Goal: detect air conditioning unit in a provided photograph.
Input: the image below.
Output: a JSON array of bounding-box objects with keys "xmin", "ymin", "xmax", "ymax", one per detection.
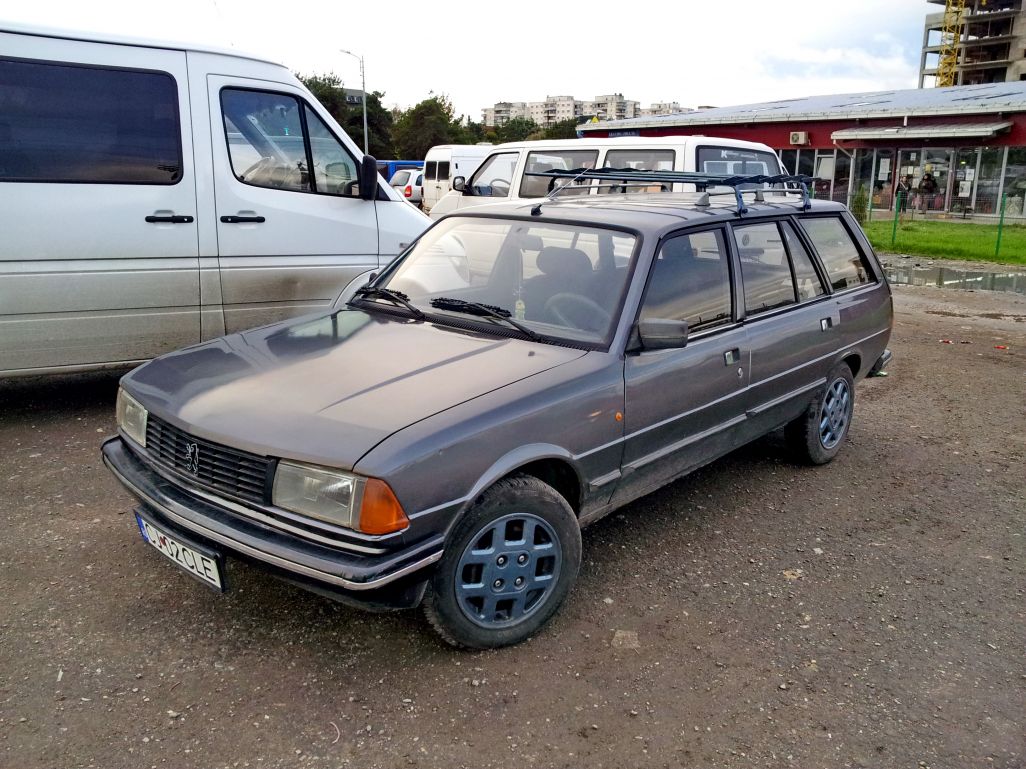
[{"xmin": 790, "ymin": 131, "xmax": 809, "ymax": 146}]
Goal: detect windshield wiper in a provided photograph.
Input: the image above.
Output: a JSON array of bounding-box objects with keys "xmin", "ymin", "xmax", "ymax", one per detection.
[
  {"xmin": 350, "ymin": 286, "xmax": 424, "ymax": 319},
  {"xmin": 429, "ymin": 297, "xmax": 539, "ymax": 341}
]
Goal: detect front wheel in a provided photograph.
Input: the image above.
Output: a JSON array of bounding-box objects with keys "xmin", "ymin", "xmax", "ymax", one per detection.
[
  {"xmin": 786, "ymin": 363, "xmax": 855, "ymax": 465},
  {"xmin": 424, "ymin": 475, "xmax": 581, "ymax": 649}
]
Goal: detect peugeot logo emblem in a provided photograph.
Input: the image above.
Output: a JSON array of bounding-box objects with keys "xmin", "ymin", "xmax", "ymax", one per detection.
[{"xmin": 185, "ymin": 442, "xmax": 201, "ymax": 475}]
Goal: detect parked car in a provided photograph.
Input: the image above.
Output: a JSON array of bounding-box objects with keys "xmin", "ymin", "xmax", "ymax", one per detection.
[
  {"xmin": 428, "ymin": 135, "xmax": 785, "ymax": 219},
  {"xmin": 377, "ymin": 159, "xmax": 423, "ymax": 181},
  {"xmin": 0, "ymin": 22, "xmax": 429, "ymax": 377},
  {"xmin": 421, "ymin": 144, "xmax": 493, "ymax": 213},
  {"xmin": 102, "ymin": 173, "xmax": 893, "ymax": 649},
  {"xmin": 389, "ymin": 168, "xmax": 423, "ymax": 206}
]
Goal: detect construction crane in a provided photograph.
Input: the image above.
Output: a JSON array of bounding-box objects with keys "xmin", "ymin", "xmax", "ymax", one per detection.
[{"xmin": 937, "ymin": 0, "xmax": 967, "ymax": 87}]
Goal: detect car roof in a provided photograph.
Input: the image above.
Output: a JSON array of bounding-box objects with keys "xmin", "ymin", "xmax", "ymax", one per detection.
[
  {"xmin": 490, "ymin": 136, "xmax": 779, "ymax": 152},
  {"xmin": 446, "ymin": 194, "xmax": 848, "ymax": 235}
]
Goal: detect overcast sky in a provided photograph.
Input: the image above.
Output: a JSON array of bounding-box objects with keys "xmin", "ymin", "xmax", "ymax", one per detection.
[{"xmin": 4, "ymin": 0, "xmax": 933, "ymax": 120}]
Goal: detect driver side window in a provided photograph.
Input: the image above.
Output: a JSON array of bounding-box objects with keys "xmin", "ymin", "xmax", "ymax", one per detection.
[
  {"xmin": 469, "ymin": 152, "xmax": 518, "ymax": 197},
  {"xmin": 220, "ymin": 88, "xmax": 359, "ymax": 196}
]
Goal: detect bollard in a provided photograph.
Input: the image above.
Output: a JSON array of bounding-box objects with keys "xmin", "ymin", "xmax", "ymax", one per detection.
[
  {"xmin": 995, "ymin": 193, "xmax": 1007, "ymax": 259},
  {"xmin": 891, "ymin": 191, "xmax": 902, "ymax": 247}
]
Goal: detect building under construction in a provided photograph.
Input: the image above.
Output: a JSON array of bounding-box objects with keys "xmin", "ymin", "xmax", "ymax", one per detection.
[{"xmin": 919, "ymin": 0, "xmax": 1026, "ymax": 87}]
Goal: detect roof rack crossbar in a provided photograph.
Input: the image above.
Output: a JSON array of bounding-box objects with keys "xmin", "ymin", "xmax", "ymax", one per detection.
[{"xmin": 528, "ymin": 168, "xmax": 816, "ymax": 214}]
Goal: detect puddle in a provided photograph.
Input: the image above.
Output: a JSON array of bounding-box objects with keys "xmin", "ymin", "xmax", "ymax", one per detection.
[{"xmin": 885, "ymin": 266, "xmax": 1026, "ymax": 295}]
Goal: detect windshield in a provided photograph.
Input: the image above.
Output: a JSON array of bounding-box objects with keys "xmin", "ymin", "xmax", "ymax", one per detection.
[{"xmin": 372, "ymin": 217, "xmax": 637, "ymax": 345}]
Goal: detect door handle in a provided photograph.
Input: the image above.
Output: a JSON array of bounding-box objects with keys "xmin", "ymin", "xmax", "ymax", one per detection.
[
  {"xmin": 724, "ymin": 348, "xmax": 740, "ymax": 365},
  {"xmin": 145, "ymin": 214, "xmax": 194, "ymax": 224},
  {"xmin": 220, "ymin": 215, "xmax": 266, "ymax": 224},
  {"xmin": 820, "ymin": 317, "xmax": 834, "ymax": 331}
]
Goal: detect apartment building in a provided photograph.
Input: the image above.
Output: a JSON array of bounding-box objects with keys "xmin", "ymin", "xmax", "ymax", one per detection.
[
  {"xmin": 920, "ymin": 0, "xmax": 1026, "ymax": 86},
  {"xmin": 482, "ymin": 94, "xmax": 684, "ymax": 127}
]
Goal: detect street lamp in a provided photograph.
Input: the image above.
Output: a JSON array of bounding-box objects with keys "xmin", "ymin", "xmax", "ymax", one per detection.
[{"xmin": 339, "ymin": 48, "xmax": 369, "ymax": 156}]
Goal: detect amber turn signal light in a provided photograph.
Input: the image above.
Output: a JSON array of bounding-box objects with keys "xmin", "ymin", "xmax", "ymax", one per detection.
[{"xmin": 358, "ymin": 479, "xmax": 409, "ymax": 535}]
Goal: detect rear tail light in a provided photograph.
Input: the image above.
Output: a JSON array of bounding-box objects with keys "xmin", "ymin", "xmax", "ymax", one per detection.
[{"xmin": 404, "ymin": 185, "xmax": 413, "ymax": 198}]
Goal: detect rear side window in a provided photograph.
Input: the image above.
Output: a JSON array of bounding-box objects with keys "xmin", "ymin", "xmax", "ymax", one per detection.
[
  {"xmin": 0, "ymin": 57, "xmax": 182, "ymax": 184},
  {"xmin": 598, "ymin": 149, "xmax": 675, "ymax": 194},
  {"xmin": 391, "ymin": 170, "xmax": 411, "ymax": 186},
  {"xmin": 640, "ymin": 229, "xmax": 733, "ymax": 332},
  {"xmin": 799, "ymin": 216, "xmax": 874, "ymax": 291},
  {"xmin": 781, "ymin": 222, "xmax": 826, "ymax": 300},
  {"xmin": 424, "ymin": 161, "xmax": 437, "ymax": 181}
]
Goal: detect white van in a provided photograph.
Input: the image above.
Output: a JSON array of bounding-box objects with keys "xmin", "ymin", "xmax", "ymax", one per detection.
[
  {"xmin": 0, "ymin": 23, "xmax": 429, "ymax": 377},
  {"xmin": 421, "ymin": 144, "xmax": 494, "ymax": 214},
  {"xmin": 428, "ymin": 136, "xmax": 785, "ymax": 218}
]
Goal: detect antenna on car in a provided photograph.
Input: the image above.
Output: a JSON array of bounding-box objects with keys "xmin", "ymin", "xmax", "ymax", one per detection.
[{"xmin": 526, "ymin": 169, "xmax": 815, "ymax": 216}]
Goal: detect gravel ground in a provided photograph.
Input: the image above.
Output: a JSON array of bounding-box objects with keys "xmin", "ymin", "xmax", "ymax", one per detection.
[{"xmin": 1, "ymin": 283, "xmax": 1023, "ymax": 769}]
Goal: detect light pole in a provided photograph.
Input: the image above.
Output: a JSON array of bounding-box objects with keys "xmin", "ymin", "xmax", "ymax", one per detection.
[{"xmin": 339, "ymin": 49, "xmax": 369, "ymax": 155}]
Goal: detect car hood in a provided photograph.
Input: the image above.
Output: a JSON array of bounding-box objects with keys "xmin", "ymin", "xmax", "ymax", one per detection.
[{"xmin": 125, "ymin": 308, "xmax": 587, "ymax": 469}]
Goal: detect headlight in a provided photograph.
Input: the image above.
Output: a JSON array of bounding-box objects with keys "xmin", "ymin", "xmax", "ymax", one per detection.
[
  {"xmin": 272, "ymin": 461, "xmax": 408, "ymax": 535},
  {"xmin": 116, "ymin": 388, "xmax": 148, "ymax": 447}
]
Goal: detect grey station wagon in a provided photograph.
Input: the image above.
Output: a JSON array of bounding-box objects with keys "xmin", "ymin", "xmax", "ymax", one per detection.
[{"xmin": 103, "ymin": 171, "xmax": 893, "ymax": 648}]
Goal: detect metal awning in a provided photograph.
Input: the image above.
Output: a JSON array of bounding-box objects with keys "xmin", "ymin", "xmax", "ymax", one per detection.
[{"xmin": 831, "ymin": 122, "xmax": 1012, "ymax": 141}]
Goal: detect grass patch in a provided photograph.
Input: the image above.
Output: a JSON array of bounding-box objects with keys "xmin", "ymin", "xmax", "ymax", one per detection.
[{"xmin": 863, "ymin": 219, "xmax": 1026, "ymax": 265}]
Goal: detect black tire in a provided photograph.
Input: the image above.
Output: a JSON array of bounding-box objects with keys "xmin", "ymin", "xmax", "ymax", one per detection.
[
  {"xmin": 424, "ymin": 474, "xmax": 581, "ymax": 649},
  {"xmin": 786, "ymin": 362, "xmax": 856, "ymax": 465}
]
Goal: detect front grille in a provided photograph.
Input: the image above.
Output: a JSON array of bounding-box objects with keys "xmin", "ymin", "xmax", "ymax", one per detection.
[{"xmin": 144, "ymin": 415, "xmax": 269, "ymax": 505}]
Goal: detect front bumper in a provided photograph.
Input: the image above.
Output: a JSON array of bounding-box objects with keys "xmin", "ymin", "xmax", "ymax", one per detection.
[{"xmin": 101, "ymin": 437, "xmax": 443, "ymax": 609}]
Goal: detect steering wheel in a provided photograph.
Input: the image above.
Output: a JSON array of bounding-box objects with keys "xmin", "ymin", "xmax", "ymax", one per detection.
[
  {"xmin": 544, "ymin": 293, "xmax": 612, "ymax": 333},
  {"xmin": 241, "ymin": 156, "xmax": 299, "ymax": 188},
  {"xmin": 489, "ymin": 178, "xmax": 511, "ymax": 197}
]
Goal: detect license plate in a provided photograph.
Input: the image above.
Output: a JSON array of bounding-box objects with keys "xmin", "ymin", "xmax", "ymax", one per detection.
[{"xmin": 135, "ymin": 512, "xmax": 225, "ymax": 591}]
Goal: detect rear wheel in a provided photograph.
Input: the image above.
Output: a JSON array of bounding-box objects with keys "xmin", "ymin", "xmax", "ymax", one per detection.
[
  {"xmin": 424, "ymin": 475, "xmax": 581, "ymax": 649},
  {"xmin": 786, "ymin": 363, "xmax": 855, "ymax": 465}
]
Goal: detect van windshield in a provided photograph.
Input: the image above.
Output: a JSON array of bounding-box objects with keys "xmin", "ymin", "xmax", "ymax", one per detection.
[{"xmin": 369, "ymin": 217, "xmax": 637, "ymax": 346}]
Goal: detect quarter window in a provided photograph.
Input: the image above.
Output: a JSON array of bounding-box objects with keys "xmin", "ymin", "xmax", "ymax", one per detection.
[
  {"xmin": 305, "ymin": 105, "xmax": 358, "ymax": 195},
  {"xmin": 640, "ymin": 230, "xmax": 733, "ymax": 332},
  {"xmin": 799, "ymin": 216, "xmax": 873, "ymax": 290},
  {"xmin": 0, "ymin": 57, "xmax": 181, "ymax": 184}
]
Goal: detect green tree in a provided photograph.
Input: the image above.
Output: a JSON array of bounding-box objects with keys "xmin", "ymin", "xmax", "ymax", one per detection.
[
  {"xmin": 495, "ymin": 117, "xmax": 539, "ymax": 143},
  {"xmin": 543, "ymin": 118, "xmax": 582, "ymax": 140},
  {"xmin": 297, "ymin": 74, "xmax": 394, "ymax": 159},
  {"xmin": 341, "ymin": 91, "xmax": 395, "ymax": 160},
  {"xmin": 296, "ymin": 72, "xmax": 350, "ymax": 124},
  {"xmin": 392, "ymin": 95, "xmax": 466, "ymax": 158}
]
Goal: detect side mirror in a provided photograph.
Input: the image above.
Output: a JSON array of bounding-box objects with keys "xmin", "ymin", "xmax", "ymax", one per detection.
[
  {"xmin": 452, "ymin": 176, "xmax": 466, "ymax": 193},
  {"xmin": 360, "ymin": 155, "xmax": 378, "ymax": 200},
  {"xmin": 636, "ymin": 319, "xmax": 689, "ymax": 350}
]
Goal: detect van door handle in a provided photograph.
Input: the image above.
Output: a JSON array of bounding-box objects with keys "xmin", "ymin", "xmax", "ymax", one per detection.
[
  {"xmin": 145, "ymin": 214, "xmax": 194, "ymax": 224},
  {"xmin": 220, "ymin": 215, "xmax": 266, "ymax": 224}
]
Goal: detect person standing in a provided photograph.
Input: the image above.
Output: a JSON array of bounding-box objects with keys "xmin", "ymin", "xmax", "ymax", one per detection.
[{"xmin": 896, "ymin": 175, "xmax": 912, "ymax": 213}]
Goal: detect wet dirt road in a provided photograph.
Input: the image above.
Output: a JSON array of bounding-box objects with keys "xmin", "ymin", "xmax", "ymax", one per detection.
[{"xmin": 1, "ymin": 283, "xmax": 1024, "ymax": 769}]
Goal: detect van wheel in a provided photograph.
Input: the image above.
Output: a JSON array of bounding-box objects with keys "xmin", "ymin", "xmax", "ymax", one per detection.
[
  {"xmin": 786, "ymin": 363, "xmax": 855, "ymax": 465},
  {"xmin": 424, "ymin": 475, "xmax": 581, "ymax": 649}
]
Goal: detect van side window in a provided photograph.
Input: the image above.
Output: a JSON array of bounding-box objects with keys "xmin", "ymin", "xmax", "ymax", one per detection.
[
  {"xmin": 519, "ymin": 150, "xmax": 598, "ymax": 198},
  {"xmin": 220, "ymin": 89, "xmax": 360, "ymax": 197},
  {"xmin": 469, "ymin": 152, "xmax": 518, "ymax": 197},
  {"xmin": 798, "ymin": 216, "xmax": 874, "ymax": 291},
  {"xmin": 640, "ymin": 230, "xmax": 733, "ymax": 333},
  {"xmin": 0, "ymin": 57, "xmax": 181, "ymax": 184},
  {"xmin": 781, "ymin": 221, "xmax": 826, "ymax": 300},
  {"xmin": 697, "ymin": 146, "xmax": 781, "ymax": 179},
  {"xmin": 598, "ymin": 149, "xmax": 674, "ymax": 194},
  {"xmin": 735, "ymin": 222, "xmax": 797, "ymax": 314}
]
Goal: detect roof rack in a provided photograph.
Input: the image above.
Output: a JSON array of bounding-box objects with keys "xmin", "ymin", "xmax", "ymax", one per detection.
[{"xmin": 526, "ymin": 168, "xmax": 816, "ymax": 216}]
